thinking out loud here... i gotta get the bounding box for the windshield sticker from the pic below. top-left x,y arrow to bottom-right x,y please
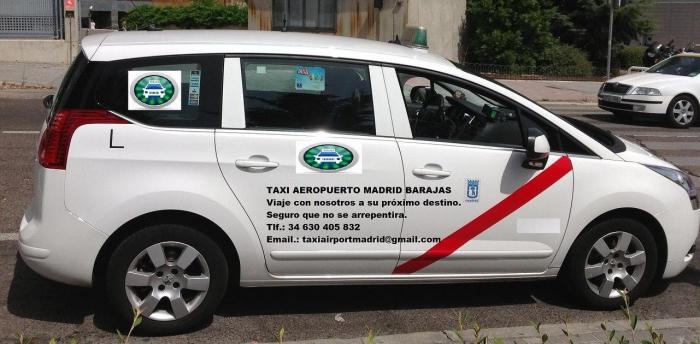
296,142 -> 361,174
128,70 -> 181,111
295,66 -> 325,92
188,70 -> 201,106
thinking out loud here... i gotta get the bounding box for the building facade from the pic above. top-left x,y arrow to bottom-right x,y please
248,0 -> 466,61
647,0 -> 700,48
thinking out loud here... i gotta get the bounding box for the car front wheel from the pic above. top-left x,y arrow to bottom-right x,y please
667,95 -> 697,128
564,218 -> 658,308
105,224 -> 229,335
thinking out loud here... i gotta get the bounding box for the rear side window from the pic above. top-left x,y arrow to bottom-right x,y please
52,51 -> 88,120
241,58 -> 375,135
95,55 -> 224,128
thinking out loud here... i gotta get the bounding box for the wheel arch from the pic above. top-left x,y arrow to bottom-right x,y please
564,207 -> 667,279
92,210 -> 240,290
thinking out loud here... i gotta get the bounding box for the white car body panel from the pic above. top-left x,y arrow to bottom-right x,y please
18,31 -> 699,290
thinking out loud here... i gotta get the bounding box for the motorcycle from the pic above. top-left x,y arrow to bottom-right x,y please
643,40 -> 698,67
643,39 -> 675,66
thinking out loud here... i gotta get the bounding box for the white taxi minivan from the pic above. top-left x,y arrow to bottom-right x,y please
20,31 -> 699,334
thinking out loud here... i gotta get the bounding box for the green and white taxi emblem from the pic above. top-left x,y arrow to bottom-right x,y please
301,144 -> 356,172
130,74 -> 178,108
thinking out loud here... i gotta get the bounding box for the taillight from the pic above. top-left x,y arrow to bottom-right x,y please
38,109 -> 129,169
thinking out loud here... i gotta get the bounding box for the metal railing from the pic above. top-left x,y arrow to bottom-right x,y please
0,0 -> 62,38
460,63 -> 612,81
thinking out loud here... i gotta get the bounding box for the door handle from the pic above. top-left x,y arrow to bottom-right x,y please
235,159 -> 279,169
412,168 -> 451,177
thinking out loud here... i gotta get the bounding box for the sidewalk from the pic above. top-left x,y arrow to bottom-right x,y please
262,317 -> 700,344
0,62 -> 601,103
0,62 -> 67,89
497,80 -> 600,103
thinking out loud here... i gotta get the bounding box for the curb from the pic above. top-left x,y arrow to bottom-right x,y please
258,317 -> 700,344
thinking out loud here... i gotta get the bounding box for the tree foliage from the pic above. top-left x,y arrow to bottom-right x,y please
465,0 -> 558,66
551,0 -> 655,66
123,0 -> 247,30
463,0 -> 654,69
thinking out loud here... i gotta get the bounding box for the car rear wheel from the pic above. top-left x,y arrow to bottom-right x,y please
667,95 -> 697,128
105,224 -> 228,335
564,218 -> 657,308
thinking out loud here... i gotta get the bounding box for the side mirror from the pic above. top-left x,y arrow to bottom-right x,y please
42,94 -> 54,109
409,86 -> 429,104
523,128 -> 550,170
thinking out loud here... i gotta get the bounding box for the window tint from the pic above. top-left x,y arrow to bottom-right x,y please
95,55 -> 224,128
242,58 -> 375,135
397,70 -> 522,147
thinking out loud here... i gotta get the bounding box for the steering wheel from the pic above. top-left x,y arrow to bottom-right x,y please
445,96 -> 487,140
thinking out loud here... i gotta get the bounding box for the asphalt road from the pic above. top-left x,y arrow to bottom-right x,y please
1,98 -> 699,343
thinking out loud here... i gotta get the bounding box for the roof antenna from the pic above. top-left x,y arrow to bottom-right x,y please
389,34 -> 401,45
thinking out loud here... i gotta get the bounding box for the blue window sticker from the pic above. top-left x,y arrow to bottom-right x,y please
295,66 -> 325,92
188,70 -> 201,106
465,178 -> 479,203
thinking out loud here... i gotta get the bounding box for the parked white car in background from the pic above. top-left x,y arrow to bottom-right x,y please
599,53 -> 700,128
19,31 -> 699,335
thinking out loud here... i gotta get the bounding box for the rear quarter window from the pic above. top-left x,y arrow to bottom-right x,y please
94,55 -> 224,128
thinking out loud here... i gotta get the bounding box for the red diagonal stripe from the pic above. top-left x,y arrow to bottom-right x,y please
393,156 -> 573,274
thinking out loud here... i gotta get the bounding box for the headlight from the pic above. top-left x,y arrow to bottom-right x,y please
645,165 -> 697,200
631,87 -> 662,96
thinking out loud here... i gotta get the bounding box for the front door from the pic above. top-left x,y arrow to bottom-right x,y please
385,68 -> 574,276
215,57 -> 404,276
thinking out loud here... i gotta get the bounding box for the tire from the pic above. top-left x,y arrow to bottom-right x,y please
105,224 -> 229,335
564,218 -> 658,309
666,95 -> 698,128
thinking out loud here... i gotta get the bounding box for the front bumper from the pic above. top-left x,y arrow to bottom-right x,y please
598,92 -> 670,115
18,165 -> 107,287
658,201 -> 700,279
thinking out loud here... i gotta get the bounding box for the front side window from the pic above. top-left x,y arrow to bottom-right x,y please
396,70 -> 523,147
273,0 -> 336,32
241,58 -> 375,135
95,55 -> 224,128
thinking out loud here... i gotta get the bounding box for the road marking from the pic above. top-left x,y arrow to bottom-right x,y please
0,233 -> 19,241
3,130 -> 39,134
612,131 -> 700,138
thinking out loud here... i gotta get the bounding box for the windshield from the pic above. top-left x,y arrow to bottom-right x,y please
646,56 -> 700,77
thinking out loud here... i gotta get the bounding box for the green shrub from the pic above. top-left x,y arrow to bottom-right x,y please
123,0 -> 247,30
538,43 -> 594,76
618,45 -> 646,68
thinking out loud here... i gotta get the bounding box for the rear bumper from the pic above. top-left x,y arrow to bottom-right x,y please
18,165 -> 106,287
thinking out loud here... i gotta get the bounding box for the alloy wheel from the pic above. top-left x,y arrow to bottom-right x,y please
672,99 -> 695,126
584,231 -> 646,298
124,241 -> 210,321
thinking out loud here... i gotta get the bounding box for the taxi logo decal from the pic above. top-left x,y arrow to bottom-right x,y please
393,156 -> 573,274
128,71 -> 181,111
301,144 -> 355,172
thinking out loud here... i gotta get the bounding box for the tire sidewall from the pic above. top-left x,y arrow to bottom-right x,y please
667,95 -> 698,128
565,218 -> 658,309
105,224 -> 229,335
